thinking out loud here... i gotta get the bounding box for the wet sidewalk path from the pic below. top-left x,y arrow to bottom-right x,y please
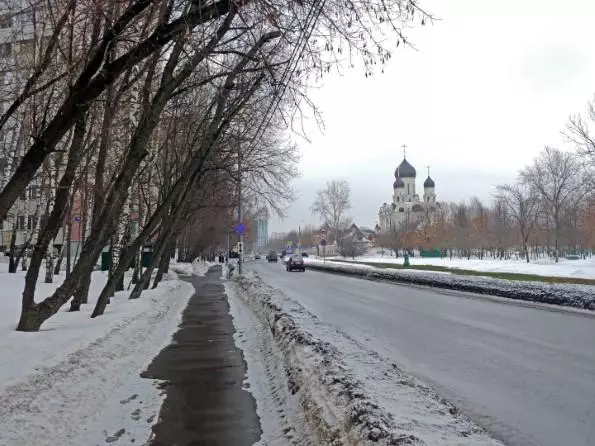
142,265 -> 262,445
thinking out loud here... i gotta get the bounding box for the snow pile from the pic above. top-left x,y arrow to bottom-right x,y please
0,269 -> 194,446
233,272 -> 504,445
225,281 -> 313,445
169,259 -> 213,277
305,259 -> 595,310
331,255 -> 595,280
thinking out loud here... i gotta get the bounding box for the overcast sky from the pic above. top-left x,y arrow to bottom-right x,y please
269,0 -> 595,234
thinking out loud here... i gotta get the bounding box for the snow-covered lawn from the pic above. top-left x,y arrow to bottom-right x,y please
327,254 -> 595,279
231,271 -> 504,445
0,266 -> 195,446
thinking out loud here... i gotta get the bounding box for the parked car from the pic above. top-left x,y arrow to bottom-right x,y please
286,254 -> 305,272
266,251 -> 278,262
301,252 -> 309,257
255,253 -> 261,259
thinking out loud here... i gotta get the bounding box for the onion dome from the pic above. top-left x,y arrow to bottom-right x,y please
394,158 -> 416,178
423,176 -> 435,188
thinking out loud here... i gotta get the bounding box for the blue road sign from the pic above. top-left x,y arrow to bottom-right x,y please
234,222 -> 246,234
73,215 -> 81,222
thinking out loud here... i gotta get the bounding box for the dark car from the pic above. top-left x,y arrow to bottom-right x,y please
300,252 -> 309,257
266,251 -> 278,262
286,254 -> 305,272
255,254 -> 261,259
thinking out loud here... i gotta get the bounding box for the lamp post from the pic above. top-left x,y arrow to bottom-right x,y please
237,142 -> 243,275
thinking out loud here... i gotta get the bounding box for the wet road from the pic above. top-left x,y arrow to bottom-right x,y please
250,261 -> 595,446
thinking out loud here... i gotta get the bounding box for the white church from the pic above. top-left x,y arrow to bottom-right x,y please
378,152 -> 437,232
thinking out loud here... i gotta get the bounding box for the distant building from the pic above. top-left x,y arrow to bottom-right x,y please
341,223 -> 376,251
253,207 -> 269,252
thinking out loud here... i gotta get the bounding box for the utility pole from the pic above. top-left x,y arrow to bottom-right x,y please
237,143 -> 243,275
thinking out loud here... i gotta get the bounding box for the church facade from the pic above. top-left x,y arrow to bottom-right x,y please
378,156 -> 437,232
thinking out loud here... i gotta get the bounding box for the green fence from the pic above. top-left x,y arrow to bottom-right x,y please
420,249 -> 442,258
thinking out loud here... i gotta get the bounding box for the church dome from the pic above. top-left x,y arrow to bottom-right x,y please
393,177 -> 405,188
423,176 -> 435,188
394,158 -> 416,178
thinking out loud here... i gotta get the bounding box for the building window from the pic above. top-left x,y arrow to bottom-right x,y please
0,43 -> 12,58
17,215 -> 25,229
19,191 -> 26,201
407,183 -> 410,194
0,14 -> 12,29
27,215 -> 36,230
20,9 -> 36,26
28,186 -> 39,199
18,38 -> 35,65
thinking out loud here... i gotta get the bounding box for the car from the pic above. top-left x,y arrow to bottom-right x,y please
255,254 -> 261,259
266,251 -> 278,262
286,254 -> 305,272
300,252 -> 309,258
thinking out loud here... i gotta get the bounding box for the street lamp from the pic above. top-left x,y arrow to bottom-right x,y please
298,220 -> 306,253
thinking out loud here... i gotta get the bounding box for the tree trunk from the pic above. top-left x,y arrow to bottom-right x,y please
16,116 -> 87,330
65,201 -> 72,278
111,198 -> 131,293
130,257 -> 156,299
70,271 -> 92,312
54,241 -> 65,275
153,239 -> 175,288
44,247 -> 54,283
8,222 -> 17,273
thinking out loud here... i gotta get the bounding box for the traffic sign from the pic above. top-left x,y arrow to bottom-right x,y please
320,239 -> 327,246
234,222 -> 246,234
73,215 -> 81,222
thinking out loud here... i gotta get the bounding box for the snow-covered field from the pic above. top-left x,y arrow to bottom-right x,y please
231,270 -> 504,445
0,264 -> 197,446
328,254 -> 595,279
304,259 -> 595,311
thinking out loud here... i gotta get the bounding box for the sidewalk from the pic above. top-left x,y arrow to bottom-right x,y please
142,265 -> 262,445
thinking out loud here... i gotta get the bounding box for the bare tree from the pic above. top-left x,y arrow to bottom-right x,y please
495,182 -> 540,263
310,179 -> 351,243
491,196 -> 512,259
450,201 -> 472,258
564,95 -> 595,176
520,147 -> 589,261
470,196 -> 488,259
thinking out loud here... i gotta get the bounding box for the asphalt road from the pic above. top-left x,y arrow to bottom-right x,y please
250,260 -> 595,446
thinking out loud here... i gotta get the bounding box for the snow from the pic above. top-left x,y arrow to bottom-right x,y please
0,267 -> 194,446
304,259 -> 595,311
225,281 -> 312,446
327,254 -> 595,279
232,271 -> 505,445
